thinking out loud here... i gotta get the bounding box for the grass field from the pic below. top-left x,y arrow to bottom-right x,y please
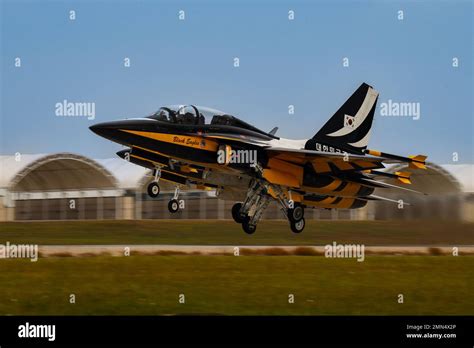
0,220 -> 473,245
1,220 -> 471,315
0,255 -> 472,315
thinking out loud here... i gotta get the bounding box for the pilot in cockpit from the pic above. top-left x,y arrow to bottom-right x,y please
198,113 -> 205,125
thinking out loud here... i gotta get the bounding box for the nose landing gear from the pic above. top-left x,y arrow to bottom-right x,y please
168,199 -> 180,213
147,167 -> 162,198
168,186 -> 184,214
147,182 -> 160,197
146,167 -> 187,214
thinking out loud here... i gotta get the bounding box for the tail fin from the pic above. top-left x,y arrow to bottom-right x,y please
305,83 -> 379,154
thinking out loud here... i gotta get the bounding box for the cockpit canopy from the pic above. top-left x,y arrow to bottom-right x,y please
148,105 -> 227,126
148,104 -> 276,138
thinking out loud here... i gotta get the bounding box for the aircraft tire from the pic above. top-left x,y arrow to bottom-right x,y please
242,216 -> 257,235
288,203 -> 304,222
290,217 -> 305,234
147,182 -> 160,198
168,199 -> 179,213
231,203 -> 244,223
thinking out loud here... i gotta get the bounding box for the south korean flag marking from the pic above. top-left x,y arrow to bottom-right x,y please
344,114 -> 356,129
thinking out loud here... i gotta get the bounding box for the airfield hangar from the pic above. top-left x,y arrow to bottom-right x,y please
0,153 -> 472,222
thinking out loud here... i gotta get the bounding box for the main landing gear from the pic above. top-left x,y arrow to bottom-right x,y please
231,179 -> 306,235
288,202 -> 305,234
146,167 -> 184,214
232,180 -> 270,234
231,202 -> 245,223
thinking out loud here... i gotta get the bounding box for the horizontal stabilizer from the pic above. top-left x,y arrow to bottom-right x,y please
409,155 -> 427,162
367,170 -> 412,185
365,149 -> 427,170
394,171 -> 412,184
408,155 -> 427,169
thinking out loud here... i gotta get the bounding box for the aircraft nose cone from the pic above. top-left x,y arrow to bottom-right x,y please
89,121 -> 120,138
90,118 -> 156,144
89,123 -> 103,136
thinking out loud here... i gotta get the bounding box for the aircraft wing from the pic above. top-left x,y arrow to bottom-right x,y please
264,147 -> 387,173
265,147 -> 426,174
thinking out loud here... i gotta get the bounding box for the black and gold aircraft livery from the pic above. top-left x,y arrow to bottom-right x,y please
90,82 -> 427,234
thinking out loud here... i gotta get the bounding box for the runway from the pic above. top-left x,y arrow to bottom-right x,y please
35,244 -> 474,257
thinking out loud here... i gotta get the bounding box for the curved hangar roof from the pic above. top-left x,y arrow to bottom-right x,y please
383,163 -> 473,194
0,153 -> 472,193
0,153 -> 119,191
94,158 -> 148,190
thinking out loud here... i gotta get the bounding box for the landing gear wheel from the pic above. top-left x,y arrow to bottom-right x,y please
290,217 -> 305,234
288,203 -> 304,222
232,203 -> 245,223
242,216 -> 257,235
168,199 -> 179,213
147,182 -> 160,198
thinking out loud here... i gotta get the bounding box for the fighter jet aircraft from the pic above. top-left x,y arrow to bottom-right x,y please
90,83 -> 427,234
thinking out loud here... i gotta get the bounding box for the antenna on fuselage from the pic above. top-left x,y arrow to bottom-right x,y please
269,127 -> 278,136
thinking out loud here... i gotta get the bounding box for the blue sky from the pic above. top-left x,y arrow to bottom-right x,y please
1,0 -> 472,163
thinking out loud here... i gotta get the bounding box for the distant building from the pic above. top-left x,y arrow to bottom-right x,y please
0,153 -> 472,222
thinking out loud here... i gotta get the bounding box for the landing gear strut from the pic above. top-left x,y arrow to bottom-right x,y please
233,179 -> 271,234
269,187 -> 306,234
230,164 -> 307,234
